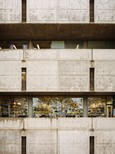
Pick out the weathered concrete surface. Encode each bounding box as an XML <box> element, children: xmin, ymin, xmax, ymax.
<box><xmin>0</xmin><ymin>0</ymin><xmax>21</xmax><ymax>23</ymax></box>
<box><xmin>93</xmin><ymin>50</ymin><xmax>115</xmax><ymax>91</ymax></box>
<box><xmin>1</xmin><ymin>0</ymin><xmax>115</xmax><ymax>23</ymax></box>
<box><xmin>26</xmin><ymin>49</ymin><xmax>90</xmax><ymax>92</ymax></box>
<box><xmin>27</xmin><ymin>0</ymin><xmax>89</xmax><ymax>23</ymax></box>
<box><xmin>95</xmin><ymin>0</ymin><xmax>115</xmax><ymax>23</ymax></box>
<box><xmin>0</xmin><ymin>50</ymin><xmax>23</xmax><ymax>91</ymax></box>
<box><xmin>0</xmin><ymin>118</ymin><xmax>115</xmax><ymax>154</ymax></box>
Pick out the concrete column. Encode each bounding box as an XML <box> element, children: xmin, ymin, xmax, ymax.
<box><xmin>28</xmin><ymin>97</ymin><xmax>33</xmax><ymax>117</ymax></box>
<box><xmin>29</xmin><ymin>40</ymin><xmax>34</xmax><ymax>49</ymax></box>
<box><xmin>83</xmin><ymin>97</ymin><xmax>88</xmax><ymax>117</ymax></box>
<box><xmin>83</xmin><ymin>41</ymin><xmax>88</xmax><ymax>49</ymax></box>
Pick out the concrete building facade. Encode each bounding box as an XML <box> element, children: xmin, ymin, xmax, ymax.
<box><xmin>0</xmin><ymin>0</ymin><xmax>115</xmax><ymax>154</ymax></box>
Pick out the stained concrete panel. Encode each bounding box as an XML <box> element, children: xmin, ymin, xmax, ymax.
<box><xmin>28</xmin><ymin>0</ymin><xmax>57</xmax><ymax>9</ymax></box>
<box><xmin>0</xmin><ymin>119</ymin><xmax>23</xmax><ymax>129</ymax></box>
<box><xmin>0</xmin><ymin>0</ymin><xmax>21</xmax><ymax>23</ymax></box>
<box><xmin>59</xmin><ymin>76</ymin><xmax>89</xmax><ymax>91</ymax></box>
<box><xmin>95</xmin><ymin>10</ymin><xmax>115</xmax><ymax>23</ymax></box>
<box><xmin>58</xmin><ymin>118</ymin><xmax>91</xmax><ymax>130</ymax></box>
<box><xmin>95</xmin><ymin>0</ymin><xmax>115</xmax><ymax>23</ymax></box>
<box><xmin>24</xmin><ymin>50</ymin><xmax>58</xmax><ymax>60</ymax></box>
<box><xmin>59</xmin><ymin>0</ymin><xmax>88</xmax><ymax>9</ymax></box>
<box><xmin>0</xmin><ymin>50</ymin><xmax>23</xmax><ymax>60</ymax></box>
<box><xmin>27</xmin><ymin>61</ymin><xmax>58</xmax><ymax>75</ymax></box>
<box><xmin>28</xmin><ymin>10</ymin><xmax>57</xmax><ymax>23</ymax></box>
<box><xmin>93</xmin><ymin>118</ymin><xmax>115</xmax><ymax>130</ymax></box>
<box><xmin>24</xmin><ymin>49</ymin><xmax>91</xmax><ymax>61</ymax></box>
<box><xmin>59</xmin><ymin>144</ymin><xmax>88</xmax><ymax>154</ymax></box>
<box><xmin>58</xmin><ymin>10</ymin><xmax>88</xmax><ymax>23</ymax></box>
<box><xmin>0</xmin><ymin>61</ymin><xmax>21</xmax><ymax>75</ymax></box>
<box><xmin>0</xmin><ymin>61</ymin><xmax>21</xmax><ymax>91</ymax></box>
<box><xmin>95</xmin><ymin>61</ymin><xmax>111</xmax><ymax>75</ymax></box>
<box><xmin>93</xmin><ymin>50</ymin><xmax>115</xmax><ymax>60</ymax></box>
<box><xmin>0</xmin><ymin>118</ymin><xmax>115</xmax><ymax>154</ymax></box>
<box><xmin>95</xmin><ymin>0</ymin><xmax>115</xmax><ymax>10</ymax></box>
<box><xmin>59</xmin><ymin>61</ymin><xmax>89</xmax><ymax>75</ymax></box>
<box><xmin>58</xmin><ymin>49</ymin><xmax>91</xmax><ymax>60</ymax></box>
<box><xmin>95</xmin><ymin>76</ymin><xmax>114</xmax><ymax>91</ymax></box>
<box><xmin>27</xmin><ymin>75</ymin><xmax>58</xmax><ymax>91</ymax></box>
<box><xmin>27</xmin><ymin>144</ymin><xmax>57</xmax><ymax>154</ymax></box>
<box><xmin>27</xmin><ymin>130</ymin><xmax>57</xmax><ymax>154</ymax></box>
<box><xmin>0</xmin><ymin>130</ymin><xmax>20</xmax><ymax>154</ymax></box>
<box><xmin>24</xmin><ymin>118</ymin><xmax>57</xmax><ymax>129</ymax></box>
<box><xmin>27</xmin><ymin>0</ymin><xmax>89</xmax><ymax>23</ymax></box>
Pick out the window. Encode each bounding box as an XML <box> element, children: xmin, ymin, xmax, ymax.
<box><xmin>90</xmin><ymin>136</ymin><xmax>94</xmax><ymax>154</ymax></box>
<box><xmin>90</xmin><ymin>68</ymin><xmax>94</xmax><ymax>91</ymax></box>
<box><xmin>21</xmin><ymin>68</ymin><xmax>26</xmax><ymax>91</ymax></box>
<box><xmin>88</xmin><ymin>97</ymin><xmax>106</xmax><ymax>117</ymax></box>
<box><xmin>0</xmin><ymin>97</ymin><xmax>28</xmax><ymax>117</ymax></box>
<box><xmin>90</xmin><ymin>0</ymin><xmax>94</xmax><ymax>22</ymax></box>
<box><xmin>22</xmin><ymin>0</ymin><xmax>26</xmax><ymax>22</ymax></box>
<box><xmin>64</xmin><ymin>41</ymin><xmax>84</xmax><ymax>49</ymax></box>
<box><xmin>22</xmin><ymin>136</ymin><xmax>26</xmax><ymax>154</ymax></box>
<box><xmin>33</xmin><ymin>97</ymin><xmax>83</xmax><ymax>118</ymax></box>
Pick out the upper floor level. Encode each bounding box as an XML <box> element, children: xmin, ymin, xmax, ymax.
<box><xmin>0</xmin><ymin>0</ymin><xmax>115</xmax><ymax>23</ymax></box>
<box><xmin>0</xmin><ymin>48</ymin><xmax>115</xmax><ymax>93</ymax></box>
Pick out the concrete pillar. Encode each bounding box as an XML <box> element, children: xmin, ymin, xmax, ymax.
<box><xmin>29</xmin><ymin>40</ymin><xmax>34</xmax><ymax>49</ymax></box>
<box><xmin>28</xmin><ymin>97</ymin><xmax>33</xmax><ymax>117</ymax></box>
<box><xmin>83</xmin><ymin>97</ymin><xmax>88</xmax><ymax>117</ymax></box>
<box><xmin>83</xmin><ymin>41</ymin><xmax>88</xmax><ymax>49</ymax></box>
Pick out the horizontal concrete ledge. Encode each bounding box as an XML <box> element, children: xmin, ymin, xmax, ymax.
<box><xmin>0</xmin><ymin>118</ymin><xmax>115</xmax><ymax>130</ymax></box>
<box><xmin>0</xmin><ymin>23</ymin><xmax>115</xmax><ymax>40</ymax></box>
<box><xmin>0</xmin><ymin>91</ymin><xmax>115</xmax><ymax>96</ymax></box>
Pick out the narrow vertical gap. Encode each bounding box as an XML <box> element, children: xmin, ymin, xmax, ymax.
<box><xmin>90</xmin><ymin>0</ymin><xmax>94</xmax><ymax>22</ymax></box>
<box><xmin>21</xmin><ymin>68</ymin><xmax>26</xmax><ymax>91</ymax></box>
<box><xmin>21</xmin><ymin>136</ymin><xmax>26</xmax><ymax>154</ymax></box>
<box><xmin>90</xmin><ymin>68</ymin><xmax>95</xmax><ymax>91</ymax></box>
<box><xmin>90</xmin><ymin>136</ymin><xmax>94</xmax><ymax>154</ymax></box>
<box><xmin>22</xmin><ymin>0</ymin><xmax>26</xmax><ymax>22</ymax></box>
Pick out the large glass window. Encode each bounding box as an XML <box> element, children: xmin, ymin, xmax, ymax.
<box><xmin>88</xmin><ymin>97</ymin><xmax>106</xmax><ymax>117</ymax></box>
<box><xmin>0</xmin><ymin>97</ymin><xmax>28</xmax><ymax>117</ymax></box>
<box><xmin>33</xmin><ymin>97</ymin><xmax>83</xmax><ymax>118</ymax></box>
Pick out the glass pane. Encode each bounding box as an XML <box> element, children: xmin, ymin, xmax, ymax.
<box><xmin>0</xmin><ymin>97</ymin><xmax>28</xmax><ymax>117</ymax></box>
<box><xmin>33</xmin><ymin>97</ymin><xmax>83</xmax><ymax>118</ymax></box>
<box><xmin>88</xmin><ymin>97</ymin><xmax>106</xmax><ymax>117</ymax></box>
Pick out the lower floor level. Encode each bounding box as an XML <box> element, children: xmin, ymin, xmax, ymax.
<box><xmin>0</xmin><ymin>118</ymin><xmax>115</xmax><ymax>154</ymax></box>
<box><xmin>0</xmin><ymin>95</ymin><xmax>115</xmax><ymax>118</ymax></box>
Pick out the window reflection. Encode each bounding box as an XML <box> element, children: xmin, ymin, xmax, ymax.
<box><xmin>0</xmin><ymin>97</ymin><xmax>28</xmax><ymax>117</ymax></box>
<box><xmin>33</xmin><ymin>97</ymin><xmax>83</xmax><ymax>118</ymax></box>
<box><xmin>88</xmin><ymin>97</ymin><xmax>106</xmax><ymax>117</ymax></box>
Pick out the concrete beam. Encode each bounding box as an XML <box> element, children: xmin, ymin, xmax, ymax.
<box><xmin>0</xmin><ymin>23</ymin><xmax>115</xmax><ymax>41</ymax></box>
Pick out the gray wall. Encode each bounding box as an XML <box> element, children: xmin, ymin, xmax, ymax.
<box><xmin>0</xmin><ymin>49</ymin><xmax>115</xmax><ymax>92</ymax></box>
<box><xmin>0</xmin><ymin>118</ymin><xmax>115</xmax><ymax>154</ymax></box>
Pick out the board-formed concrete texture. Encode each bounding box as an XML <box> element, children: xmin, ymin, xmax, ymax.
<box><xmin>0</xmin><ymin>118</ymin><xmax>115</xmax><ymax>154</ymax></box>
<box><xmin>27</xmin><ymin>0</ymin><xmax>89</xmax><ymax>23</ymax></box>
<box><xmin>95</xmin><ymin>0</ymin><xmax>115</xmax><ymax>23</ymax></box>
<box><xmin>0</xmin><ymin>0</ymin><xmax>21</xmax><ymax>23</ymax></box>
